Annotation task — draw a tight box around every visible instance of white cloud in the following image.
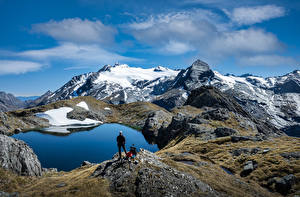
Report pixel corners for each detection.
[32,18,116,44]
[210,28,282,55]
[0,60,44,75]
[126,10,220,55]
[227,5,285,25]
[160,40,195,55]
[238,55,297,66]
[125,10,284,61]
[9,42,141,66]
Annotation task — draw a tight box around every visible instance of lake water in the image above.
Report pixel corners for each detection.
[13,123,158,171]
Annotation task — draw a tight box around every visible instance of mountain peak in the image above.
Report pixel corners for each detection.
[154,66,168,72]
[191,59,210,70]
[113,63,129,68]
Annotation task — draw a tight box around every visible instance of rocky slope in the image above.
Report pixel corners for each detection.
[0,147,285,197]
[0,91,25,112]
[143,86,283,149]
[0,134,42,176]
[31,60,300,134]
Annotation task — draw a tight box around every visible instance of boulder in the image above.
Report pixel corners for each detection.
[240,161,258,177]
[0,134,42,176]
[142,110,172,143]
[81,161,95,167]
[275,174,297,195]
[231,136,263,143]
[214,127,237,137]
[231,148,261,157]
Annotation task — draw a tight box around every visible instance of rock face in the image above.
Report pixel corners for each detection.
[186,86,283,137]
[143,86,284,149]
[214,127,237,137]
[0,134,42,176]
[92,149,220,197]
[172,59,215,90]
[142,110,173,143]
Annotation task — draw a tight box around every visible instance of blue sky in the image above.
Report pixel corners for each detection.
[0,0,299,96]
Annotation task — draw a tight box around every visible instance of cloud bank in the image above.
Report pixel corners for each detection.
[32,18,117,45]
[0,60,44,75]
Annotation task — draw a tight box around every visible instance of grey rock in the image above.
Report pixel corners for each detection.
[42,168,58,173]
[275,174,297,195]
[214,127,237,137]
[280,152,300,159]
[0,191,19,197]
[240,161,258,177]
[81,161,95,166]
[92,149,220,197]
[231,148,261,157]
[0,134,42,176]
[231,136,263,143]
[142,110,172,142]
[67,106,105,122]
[201,108,230,121]
[190,115,209,124]
[56,182,67,188]
[262,148,270,154]
[153,89,188,111]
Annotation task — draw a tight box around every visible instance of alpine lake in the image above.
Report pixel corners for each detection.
[13,123,158,171]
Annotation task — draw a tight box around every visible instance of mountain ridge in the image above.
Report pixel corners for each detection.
[23,60,300,133]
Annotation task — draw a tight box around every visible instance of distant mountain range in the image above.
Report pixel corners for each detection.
[0,92,25,112]
[1,60,299,133]
[17,96,39,102]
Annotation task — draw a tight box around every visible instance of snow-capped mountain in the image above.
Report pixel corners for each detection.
[35,60,300,133]
[38,63,179,105]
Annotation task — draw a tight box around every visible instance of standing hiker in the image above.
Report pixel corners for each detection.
[117,131,127,160]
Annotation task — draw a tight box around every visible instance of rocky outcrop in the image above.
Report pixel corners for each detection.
[186,86,284,137]
[0,134,42,176]
[142,110,172,143]
[153,89,187,111]
[66,106,106,122]
[92,149,220,197]
[267,174,297,195]
[214,127,237,137]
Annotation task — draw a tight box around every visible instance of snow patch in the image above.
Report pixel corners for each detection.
[104,107,111,110]
[94,64,179,88]
[76,101,89,110]
[182,92,188,99]
[36,107,101,129]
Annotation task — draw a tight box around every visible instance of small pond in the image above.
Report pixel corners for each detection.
[13,123,158,171]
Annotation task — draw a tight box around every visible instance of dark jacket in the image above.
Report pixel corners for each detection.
[117,135,125,146]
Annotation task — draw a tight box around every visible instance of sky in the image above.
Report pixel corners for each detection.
[0,0,299,96]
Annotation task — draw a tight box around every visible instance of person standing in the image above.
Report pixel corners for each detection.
[117,131,127,160]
